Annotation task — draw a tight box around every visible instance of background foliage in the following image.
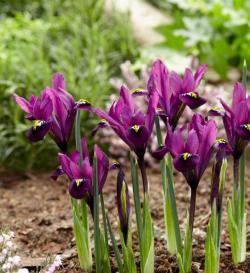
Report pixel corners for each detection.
[0,0,138,170]
[147,0,250,78]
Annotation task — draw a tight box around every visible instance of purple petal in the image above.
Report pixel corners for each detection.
[170,71,182,95]
[27,120,51,142]
[51,166,64,181]
[185,129,199,154]
[13,93,32,114]
[68,178,91,199]
[145,90,159,133]
[194,64,207,86]
[207,107,225,117]
[69,151,80,163]
[173,153,199,172]
[232,82,246,113]
[152,145,168,160]
[94,145,109,193]
[165,128,184,157]
[120,85,135,112]
[59,153,81,180]
[127,125,149,157]
[53,73,66,90]
[182,68,196,92]
[81,138,89,159]
[179,92,206,109]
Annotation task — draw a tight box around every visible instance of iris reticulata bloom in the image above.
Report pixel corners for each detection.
[147,59,207,130]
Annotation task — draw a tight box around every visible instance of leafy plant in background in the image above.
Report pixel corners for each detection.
[150,0,250,78]
[0,0,137,170]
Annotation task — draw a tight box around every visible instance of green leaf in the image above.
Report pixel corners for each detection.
[183,214,192,273]
[107,216,124,273]
[142,194,154,273]
[119,218,136,273]
[99,231,111,273]
[227,199,239,263]
[72,209,92,271]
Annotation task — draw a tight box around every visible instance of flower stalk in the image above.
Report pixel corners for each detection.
[227,61,248,264]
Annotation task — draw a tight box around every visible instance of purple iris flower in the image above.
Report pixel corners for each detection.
[14,90,53,142]
[14,73,76,153]
[58,138,109,213]
[147,59,207,129]
[154,114,217,190]
[208,82,250,160]
[93,85,158,159]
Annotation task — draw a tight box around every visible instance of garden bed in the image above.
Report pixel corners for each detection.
[1,159,249,272]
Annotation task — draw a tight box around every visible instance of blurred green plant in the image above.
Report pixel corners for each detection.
[0,0,138,170]
[148,0,250,78]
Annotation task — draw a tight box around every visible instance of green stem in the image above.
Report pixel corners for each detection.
[100,193,110,254]
[189,188,197,236]
[166,162,183,255]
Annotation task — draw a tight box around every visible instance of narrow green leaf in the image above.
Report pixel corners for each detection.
[107,215,124,273]
[100,193,110,253]
[166,162,182,255]
[227,199,239,264]
[130,154,143,247]
[99,231,111,273]
[177,253,185,273]
[72,209,92,271]
[183,213,192,273]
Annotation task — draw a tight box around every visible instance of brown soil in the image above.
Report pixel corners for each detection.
[0,159,250,272]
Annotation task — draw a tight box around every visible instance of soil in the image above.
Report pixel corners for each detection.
[0,159,250,273]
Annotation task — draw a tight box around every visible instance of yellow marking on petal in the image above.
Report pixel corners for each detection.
[182,152,191,160]
[243,124,250,131]
[131,87,144,93]
[33,120,45,130]
[216,138,227,144]
[75,179,82,187]
[212,106,223,111]
[132,124,140,133]
[77,99,91,105]
[187,92,198,98]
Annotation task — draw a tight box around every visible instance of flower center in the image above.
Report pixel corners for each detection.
[33,120,46,130]
[216,138,228,144]
[182,152,191,160]
[77,99,91,105]
[241,123,250,131]
[131,124,140,133]
[75,179,83,187]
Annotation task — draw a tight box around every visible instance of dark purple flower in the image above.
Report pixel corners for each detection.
[14,73,76,152]
[208,82,250,159]
[117,169,131,244]
[14,90,53,142]
[93,85,158,159]
[147,59,207,129]
[154,114,217,190]
[46,73,76,152]
[58,138,109,212]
